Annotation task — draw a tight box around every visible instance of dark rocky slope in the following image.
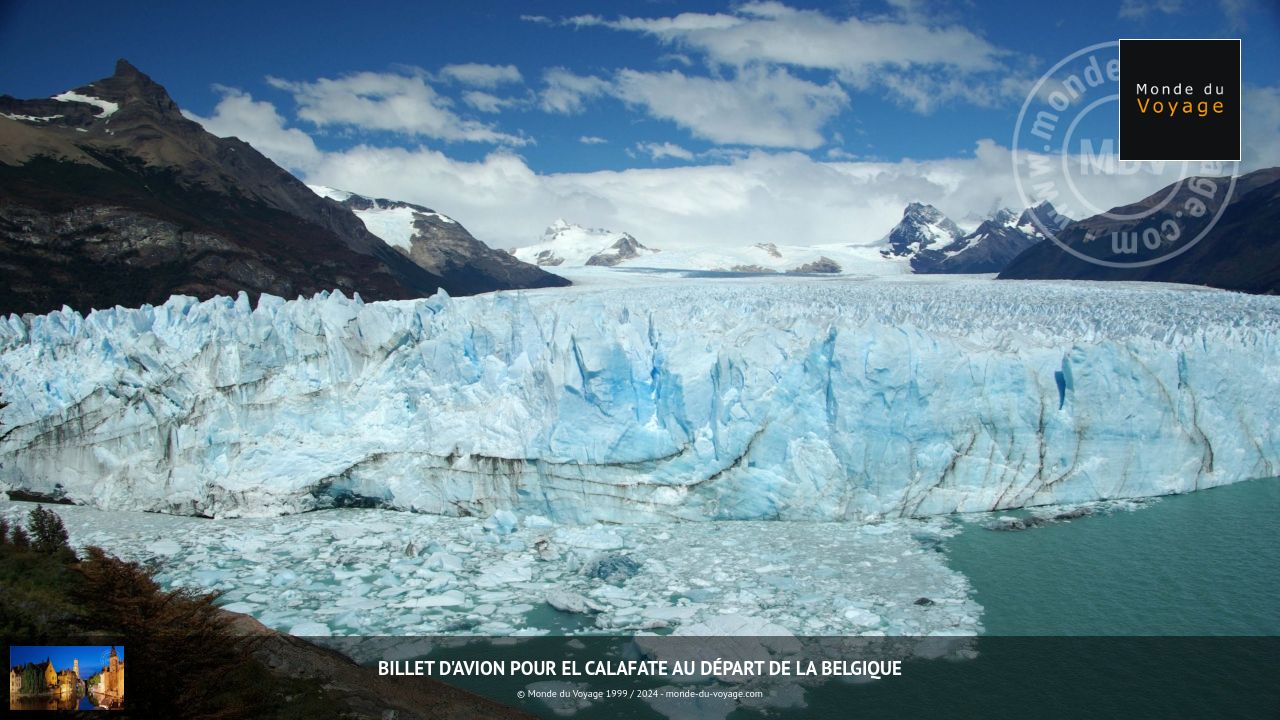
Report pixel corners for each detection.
[317,188,569,291]
[0,60,562,316]
[999,168,1280,294]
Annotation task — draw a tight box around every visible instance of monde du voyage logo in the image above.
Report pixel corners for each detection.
[1012,39,1242,269]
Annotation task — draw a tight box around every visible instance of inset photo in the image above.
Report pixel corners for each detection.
[8,645,124,711]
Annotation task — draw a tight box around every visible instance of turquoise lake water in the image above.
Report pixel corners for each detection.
[945,477,1280,636]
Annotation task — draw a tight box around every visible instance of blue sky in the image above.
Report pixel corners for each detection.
[9,645,123,678]
[1,0,1277,248]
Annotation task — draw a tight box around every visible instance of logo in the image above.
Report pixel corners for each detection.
[1011,41,1240,269]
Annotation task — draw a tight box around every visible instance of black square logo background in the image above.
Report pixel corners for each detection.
[1120,39,1240,161]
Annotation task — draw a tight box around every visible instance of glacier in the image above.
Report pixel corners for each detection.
[1,277,1278,521]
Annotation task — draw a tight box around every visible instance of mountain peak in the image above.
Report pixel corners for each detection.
[991,208,1019,227]
[114,58,144,79]
[903,201,941,218]
[78,59,181,120]
[882,202,962,257]
[1017,201,1069,234]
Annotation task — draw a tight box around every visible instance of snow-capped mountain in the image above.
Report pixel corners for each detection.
[516,222,904,276]
[913,202,1069,274]
[3,279,1276,520]
[513,203,1060,279]
[881,201,1070,274]
[512,220,658,268]
[880,203,965,258]
[615,242,898,275]
[309,186,567,291]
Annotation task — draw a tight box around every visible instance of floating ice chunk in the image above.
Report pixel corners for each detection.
[271,569,298,587]
[580,554,641,583]
[557,526,626,551]
[425,551,463,572]
[523,514,555,529]
[475,560,533,587]
[146,538,181,555]
[395,590,467,608]
[289,621,331,636]
[533,537,559,561]
[842,607,882,627]
[676,614,797,639]
[484,509,520,535]
[641,604,702,622]
[546,590,605,615]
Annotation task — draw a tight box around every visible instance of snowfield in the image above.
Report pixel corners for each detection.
[1,276,1278,520]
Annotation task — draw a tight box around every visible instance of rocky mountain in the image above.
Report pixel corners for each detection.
[880,202,964,258]
[512,220,659,268]
[586,234,652,267]
[880,201,1069,274]
[0,59,562,316]
[915,202,1068,274]
[309,186,567,291]
[999,168,1280,294]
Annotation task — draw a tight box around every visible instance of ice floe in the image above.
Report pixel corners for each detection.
[0,500,980,638]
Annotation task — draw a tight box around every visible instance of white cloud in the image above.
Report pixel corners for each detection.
[539,68,612,114]
[184,89,1279,256]
[462,90,521,114]
[1118,0,1184,19]
[557,3,1027,115]
[267,71,528,145]
[182,86,321,172]
[634,141,695,161]
[439,63,523,88]
[540,65,849,149]
[578,135,608,144]
[875,66,1034,114]
[303,139,1193,254]
[569,3,1006,75]
[613,67,848,149]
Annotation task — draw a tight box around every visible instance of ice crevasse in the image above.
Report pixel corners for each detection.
[1,279,1277,521]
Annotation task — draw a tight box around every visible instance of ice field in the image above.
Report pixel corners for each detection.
[2,276,1277,520]
[0,500,978,638]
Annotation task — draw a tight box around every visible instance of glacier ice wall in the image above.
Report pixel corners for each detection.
[1,279,1277,520]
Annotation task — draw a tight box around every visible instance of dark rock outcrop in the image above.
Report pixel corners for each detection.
[585,234,651,267]
[787,257,842,274]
